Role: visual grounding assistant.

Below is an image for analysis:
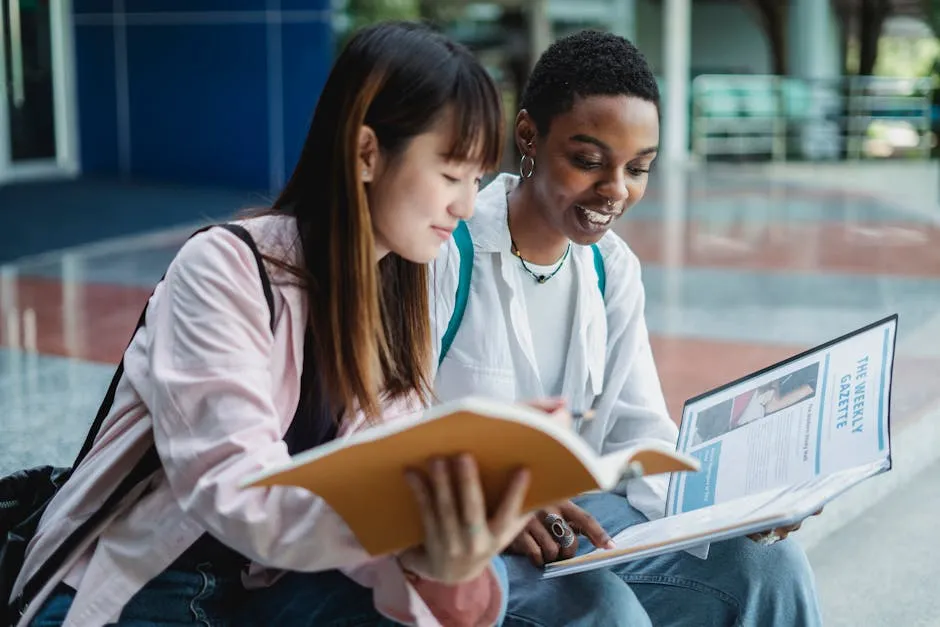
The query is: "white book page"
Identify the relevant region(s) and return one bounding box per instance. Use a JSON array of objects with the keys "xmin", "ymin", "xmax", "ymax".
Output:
[
  {"xmin": 546, "ymin": 460, "xmax": 886, "ymax": 579},
  {"xmin": 667, "ymin": 318, "xmax": 896, "ymax": 517}
]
